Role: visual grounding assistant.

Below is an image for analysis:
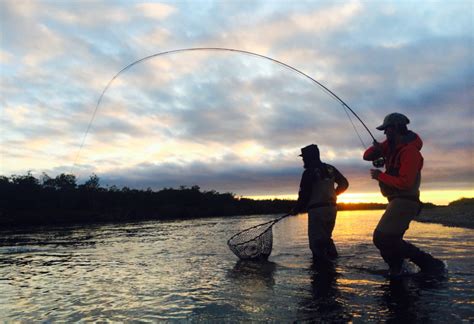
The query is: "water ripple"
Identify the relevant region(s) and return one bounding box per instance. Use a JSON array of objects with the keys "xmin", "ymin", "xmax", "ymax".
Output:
[{"xmin": 0, "ymin": 211, "xmax": 472, "ymax": 321}]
